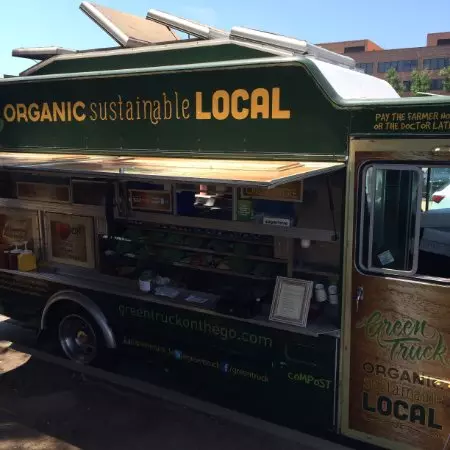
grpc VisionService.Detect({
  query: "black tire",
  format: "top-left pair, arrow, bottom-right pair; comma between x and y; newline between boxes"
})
45,303 -> 112,367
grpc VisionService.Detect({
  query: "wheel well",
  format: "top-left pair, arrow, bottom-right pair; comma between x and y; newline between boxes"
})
41,292 -> 116,349
44,300 -> 85,330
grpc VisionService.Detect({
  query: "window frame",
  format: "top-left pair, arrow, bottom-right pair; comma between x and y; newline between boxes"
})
358,163 -> 423,276
423,57 -> 450,71
377,60 -> 418,73
355,62 -> 374,75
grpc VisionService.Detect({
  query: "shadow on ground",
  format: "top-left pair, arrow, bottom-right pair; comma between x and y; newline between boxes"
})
0,348 -> 307,450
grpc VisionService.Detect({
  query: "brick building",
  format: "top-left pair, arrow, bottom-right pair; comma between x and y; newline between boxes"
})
318,32 -> 450,95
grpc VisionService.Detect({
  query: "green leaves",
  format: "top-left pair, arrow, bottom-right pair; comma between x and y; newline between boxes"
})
386,68 -> 404,95
411,69 -> 431,95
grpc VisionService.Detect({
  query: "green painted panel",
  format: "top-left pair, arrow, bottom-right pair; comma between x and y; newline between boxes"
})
350,102 -> 450,135
31,44 -> 274,76
0,63 -> 349,158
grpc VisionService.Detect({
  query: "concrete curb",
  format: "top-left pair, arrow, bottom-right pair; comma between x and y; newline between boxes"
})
11,342 -> 352,450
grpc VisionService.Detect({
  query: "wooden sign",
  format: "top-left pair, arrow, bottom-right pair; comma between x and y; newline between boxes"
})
348,274 -> 450,450
17,182 -> 70,203
129,189 -> 172,212
241,182 -> 303,202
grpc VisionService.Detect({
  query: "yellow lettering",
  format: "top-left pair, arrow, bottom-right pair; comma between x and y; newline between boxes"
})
195,92 -> 211,120
117,95 -> 123,120
151,100 -> 161,125
52,102 -> 66,122
16,104 -> 28,122
135,98 -> 141,120
98,102 -> 108,121
89,103 -> 98,121
212,90 -> 230,120
182,99 -> 190,119
174,92 -> 181,119
163,93 -> 172,120
39,103 -> 52,122
231,89 -> 249,120
28,103 -> 40,122
109,102 -> 117,121
3,104 -> 16,122
271,87 -> 291,119
250,88 -> 269,119
126,101 -> 134,121
72,101 -> 86,122
143,100 -> 152,120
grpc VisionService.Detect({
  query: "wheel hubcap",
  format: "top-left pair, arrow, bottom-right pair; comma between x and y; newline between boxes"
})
58,314 -> 97,364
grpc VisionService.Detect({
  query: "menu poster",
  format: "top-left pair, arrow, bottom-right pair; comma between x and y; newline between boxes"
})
129,189 -> 172,212
241,182 -> 303,202
47,213 -> 95,268
269,277 -> 313,327
1,215 -> 33,246
17,182 -> 70,203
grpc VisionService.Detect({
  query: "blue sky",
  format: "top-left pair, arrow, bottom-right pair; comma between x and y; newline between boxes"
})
2,0 -> 450,75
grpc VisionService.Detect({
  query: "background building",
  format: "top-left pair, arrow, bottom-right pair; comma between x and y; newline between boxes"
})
318,32 -> 450,95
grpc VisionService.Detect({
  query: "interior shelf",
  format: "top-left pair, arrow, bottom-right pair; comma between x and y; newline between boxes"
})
118,221 -> 274,246
294,266 -> 339,278
151,242 -> 285,263
173,262 -> 274,281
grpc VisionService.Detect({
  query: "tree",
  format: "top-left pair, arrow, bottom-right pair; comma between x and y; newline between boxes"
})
440,67 -> 450,92
411,69 -> 431,95
386,68 -> 404,94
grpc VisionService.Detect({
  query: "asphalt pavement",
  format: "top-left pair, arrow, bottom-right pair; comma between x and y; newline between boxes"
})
0,315 -> 355,450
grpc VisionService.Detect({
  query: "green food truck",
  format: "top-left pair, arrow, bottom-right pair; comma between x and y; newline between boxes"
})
2,3 -> 450,450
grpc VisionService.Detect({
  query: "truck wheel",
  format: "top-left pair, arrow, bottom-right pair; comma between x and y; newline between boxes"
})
57,309 -> 105,365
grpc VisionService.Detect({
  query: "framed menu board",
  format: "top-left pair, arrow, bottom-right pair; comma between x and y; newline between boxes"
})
129,189 -> 172,213
45,213 -> 95,268
0,208 -> 40,252
269,277 -> 313,327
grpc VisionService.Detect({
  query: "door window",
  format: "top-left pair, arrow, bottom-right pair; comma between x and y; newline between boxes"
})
358,165 -> 422,275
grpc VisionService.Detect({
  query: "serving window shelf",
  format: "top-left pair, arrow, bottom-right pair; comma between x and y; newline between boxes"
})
99,222 -> 288,283
30,264 -> 340,338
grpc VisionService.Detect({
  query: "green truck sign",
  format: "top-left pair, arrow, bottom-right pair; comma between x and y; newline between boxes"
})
0,62 -> 349,158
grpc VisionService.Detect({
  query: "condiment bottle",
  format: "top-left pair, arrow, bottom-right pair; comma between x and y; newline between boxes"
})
8,243 -> 21,271
0,244 -> 9,269
18,241 -> 37,272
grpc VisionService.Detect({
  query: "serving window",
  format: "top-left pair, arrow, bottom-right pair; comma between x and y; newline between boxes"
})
72,179 -> 109,206
175,184 -> 233,220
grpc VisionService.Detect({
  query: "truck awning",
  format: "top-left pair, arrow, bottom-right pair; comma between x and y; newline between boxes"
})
0,153 -> 344,188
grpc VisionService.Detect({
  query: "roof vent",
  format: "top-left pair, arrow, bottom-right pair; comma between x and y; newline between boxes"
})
12,47 -> 77,61
146,9 -> 229,40
230,26 -> 355,68
80,2 -> 178,47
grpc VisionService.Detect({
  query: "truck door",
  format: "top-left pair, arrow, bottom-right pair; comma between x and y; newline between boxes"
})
341,138 -> 450,450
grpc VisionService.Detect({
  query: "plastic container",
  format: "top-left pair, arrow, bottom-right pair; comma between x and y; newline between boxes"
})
138,271 -> 153,293
8,243 -> 21,271
17,242 -> 37,272
315,283 -> 327,303
139,278 -> 151,292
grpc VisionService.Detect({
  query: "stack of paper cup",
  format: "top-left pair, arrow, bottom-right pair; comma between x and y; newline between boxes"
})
315,284 -> 327,303
328,285 -> 339,305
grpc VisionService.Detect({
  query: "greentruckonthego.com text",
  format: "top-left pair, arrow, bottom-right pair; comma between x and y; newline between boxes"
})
119,304 -> 273,348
